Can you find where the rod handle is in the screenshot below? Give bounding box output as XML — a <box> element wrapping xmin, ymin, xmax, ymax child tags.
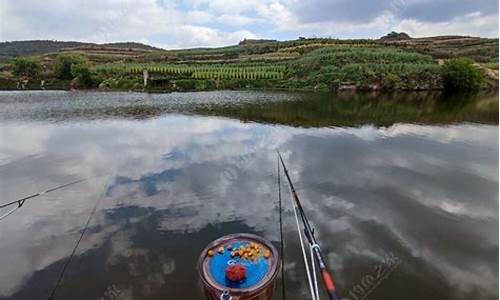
<box><xmin>322</xmin><ymin>270</ymin><xmax>340</xmax><ymax>300</ymax></box>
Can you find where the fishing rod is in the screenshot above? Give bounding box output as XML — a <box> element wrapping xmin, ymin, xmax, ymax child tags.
<box><xmin>278</xmin><ymin>152</ymin><xmax>340</xmax><ymax>300</ymax></box>
<box><xmin>0</xmin><ymin>178</ymin><xmax>87</xmax><ymax>221</ymax></box>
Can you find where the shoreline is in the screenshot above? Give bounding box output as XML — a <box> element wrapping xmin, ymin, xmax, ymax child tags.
<box><xmin>0</xmin><ymin>87</ymin><xmax>497</xmax><ymax>98</ymax></box>
<box><xmin>0</xmin><ymin>86</ymin><xmax>497</xmax><ymax>93</ymax></box>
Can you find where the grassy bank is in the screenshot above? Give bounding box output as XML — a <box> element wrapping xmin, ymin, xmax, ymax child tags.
<box><xmin>0</xmin><ymin>35</ymin><xmax>498</xmax><ymax>92</ymax></box>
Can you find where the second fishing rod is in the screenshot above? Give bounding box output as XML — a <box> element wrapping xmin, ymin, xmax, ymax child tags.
<box><xmin>278</xmin><ymin>152</ymin><xmax>340</xmax><ymax>300</ymax></box>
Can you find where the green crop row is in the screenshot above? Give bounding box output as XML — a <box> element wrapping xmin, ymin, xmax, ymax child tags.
<box><xmin>288</xmin><ymin>46</ymin><xmax>437</xmax><ymax>79</ymax></box>
<box><xmin>93</xmin><ymin>63</ymin><xmax>285</xmax><ymax>80</ymax></box>
<box><xmin>294</xmin><ymin>46</ymin><xmax>435</xmax><ymax>66</ymax></box>
<box><xmin>191</xmin><ymin>70</ymin><xmax>283</xmax><ymax>79</ymax></box>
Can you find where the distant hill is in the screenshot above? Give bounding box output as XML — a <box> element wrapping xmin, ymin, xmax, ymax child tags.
<box><xmin>377</xmin><ymin>35</ymin><xmax>499</xmax><ymax>63</ymax></box>
<box><xmin>238</xmin><ymin>38</ymin><xmax>278</xmax><ymax>45</ymax></box>
<box><xmin>1</xmin><ymin>35</ymin><xmax>497</xmax><ymax>65</ymax></box>
<box><xmin>0</xmin><ymin>40</ymin><xmax>165</xmax><ymax>62</ymax></box>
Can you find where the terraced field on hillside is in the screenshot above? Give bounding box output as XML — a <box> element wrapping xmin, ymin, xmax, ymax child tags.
<box><xmin>0</xmin><ymin>35</ymin><xmax>497</xmax><ymax>91</ymax></box>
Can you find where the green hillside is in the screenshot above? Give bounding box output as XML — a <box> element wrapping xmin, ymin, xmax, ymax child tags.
<box><xmin>0</xmin><ymin>40</ymin><xmax>163</xmax><ymax>63</ymax></box>
<box><xmin>1</xmin><ymin>34</ymin><xmax>498</xmax><ymax>92</ymax></box>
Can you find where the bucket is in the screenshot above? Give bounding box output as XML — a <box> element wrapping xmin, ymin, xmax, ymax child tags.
<box><xmin>198</xmin><ymin>233</ymin><xmax>280</xmax><ymax>300</ymax></box>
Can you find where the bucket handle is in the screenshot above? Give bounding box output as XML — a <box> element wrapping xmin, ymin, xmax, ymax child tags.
<box><xmin>220</xmin><ymin>290</ymin><xmax>235</xmax><ymax>300</ymax></box>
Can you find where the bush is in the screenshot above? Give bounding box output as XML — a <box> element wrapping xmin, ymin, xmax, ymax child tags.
<box><xmin>382</xmin><ymin>73</ymin><xmax>401</xmax><ymax>90</ymax></box>
<box><xmin>441</xmin><ymin>58</ymin><xmax>484</xmax><ymax>91</ymax></box>
<box><xmin>100</xmin><ymin>76</ymin><xmax>141</xmax><ymax>90</ymax></box>
<box><xmin>71</xmin><ymin>63</ymin><xmax>93</xmax><ymax>87</ymax></box>
<box><xmin>53</xmin><ymin>53</ymin><xmax>87</xmax><ymax>80</ymax></box>
<box><xmin>174</xmin><ymin>79</ymin><xmax>196</xmax><ymax>91</ymax></box>
<box><xmin>194</xmin><ymin>80</ymin><xmax>216</xmax><ymax>90</ymax></box>
<box><xmin>11</xmin><ymin>57</ymin><xmax>42</xmax><ymax>77</ymax></box>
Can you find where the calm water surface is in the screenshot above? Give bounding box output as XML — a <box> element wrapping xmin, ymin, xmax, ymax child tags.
<box><xmin>0</xmin><ymin>91</ymin><xmax>498</xmax><ymax>300</ymax></box>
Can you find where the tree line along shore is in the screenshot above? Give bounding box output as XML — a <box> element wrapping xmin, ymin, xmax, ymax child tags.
<box><xmin>0</xmin><ymin>33</ymin><xmax>498</xmax><ymax>92</ymax></box>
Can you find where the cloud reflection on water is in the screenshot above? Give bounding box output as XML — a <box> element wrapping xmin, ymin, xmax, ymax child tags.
<box><xmin>0</xmin><ymin>113</ymin><xmax>497</xmax><ymax>300</ymax></box>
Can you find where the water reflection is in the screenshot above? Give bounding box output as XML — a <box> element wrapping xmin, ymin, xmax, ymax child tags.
<box><xmin>0</xmin><ymin>91</ymin><xmax>497</xmax><ymax>300</ymax></box>
<box><xmin>0</xmin><ymin>90</ymin><xmax>497</xmax><ymax>126</ymax></box>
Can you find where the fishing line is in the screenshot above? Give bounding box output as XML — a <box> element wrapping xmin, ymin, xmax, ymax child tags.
<box><xmin>277</xmin><ymin>153</ymin><xmax>286</xmax><ymax>300</ymax></box>
<box><xmin>279</xmin><ymin>151</ymin><xmax>317</xmax><ymax>300</ymax></box>
<box><xmin>0</xmin><ymin>179</ymin><xmax>87</xmax><ymax>222</ymax></box>
<box><xmin>278</xmin><ymin>151</ymin><xmax>340</xmax><ymax>300</ymax></box>
<box><xmin>0</xmin><ymin>175</ymin><xmax>108</xmax><ymax>297</ymax></box>
<box><xmin>0</xmin><ymin>174</ymin><xmax>108</xmax><ymax>222</ymax></box>
<box><xmin>290</xmin><ymin>186</ymin><xmax>317</xmax><ymax>300</ymax></box>
<box><xmin>310</xmin><ymin>244</ymin><xmax>320</xmax><ymax>299</ymax></box>
<box><xmin>0</xmin><ymin>179</ymin><xmax>86</xmax><ymax>209</ymax></box>
<box><xmin>47</xmin><ymin>194</ymin><xmax>104</xmax><ymax>300</ymax></box>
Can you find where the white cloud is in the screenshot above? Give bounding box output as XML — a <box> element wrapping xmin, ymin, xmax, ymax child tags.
<box><xmin>0</xmin><ymin>0</ymin><xmax>497</xmax><ymax>48</ymax></box>
<box><xmin>217</xmin><ymin>14</ymin><xmax>261</xmax><ymax>26</ymax></box>
<box><xmin>394</xmin><ymin>12</ymin><xmax>499</xmax><ymax>37</ymax></box>
<box><xmin>203</xmin><ymin>0</ymin><xmax>266</xmax><ymax>15</ymax></box>
<box><xmin>0</xmin><ymin>0</ymin><xmax>258</xmax><ymax>48</ymax></box>
<box><xmin>185</xmin><ymin>10</ymin><xmax>214</xmax><ymax>24</ymax></box>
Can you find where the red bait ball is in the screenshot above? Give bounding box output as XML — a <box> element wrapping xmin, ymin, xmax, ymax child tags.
<box><xmin>225</xmin><ymin>264</ymin><xmax>247</xmax><ymax>282</ymax></box>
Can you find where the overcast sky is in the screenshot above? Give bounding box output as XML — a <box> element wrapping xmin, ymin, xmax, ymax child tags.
<box><xmin>0</xmin><ymin>0</ymin><xmax>498</xmax><ymax>49</ymax></box>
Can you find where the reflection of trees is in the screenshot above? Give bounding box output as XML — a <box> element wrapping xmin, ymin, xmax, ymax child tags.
<box><xmin>3</xmin><ymin>91</ymin><xmax>497</xmax><ymax>125</ymax></box>
<box><xmin>62</xmin><ymin>104</ymin><xmax>165</xmax><ymax>120</ymax></box>
<box><xmin>194</xmin><ymin>92</ymin><xmax>498</xmax><ymax>127</ymax></box>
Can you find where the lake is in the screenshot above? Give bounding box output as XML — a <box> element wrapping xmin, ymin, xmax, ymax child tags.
<box><xmin>0</xmin><ymin>90</ymin><xmax>498</xmax><ymax>300</ymax></box>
